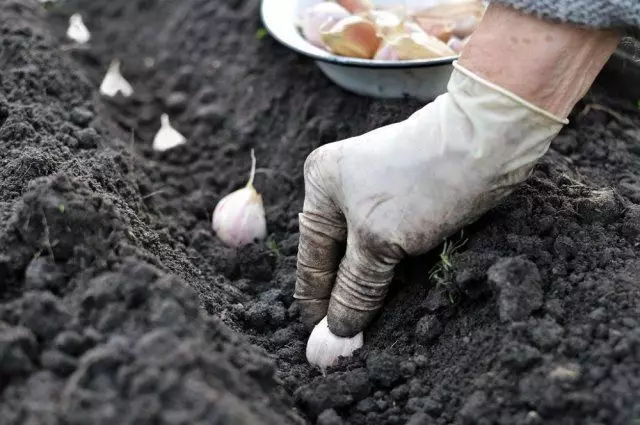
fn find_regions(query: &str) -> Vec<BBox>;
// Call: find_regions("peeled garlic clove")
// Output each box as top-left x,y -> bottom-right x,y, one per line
67,13 -> 91,44
359,10 -> 403,37
321,16 -> 381,59
299,2 -> 350,48
337,0 -> 372,14
306,317 -> 364,375
212,149 -> 267,247
99,59 -> 134,98
152,114 -> 186,152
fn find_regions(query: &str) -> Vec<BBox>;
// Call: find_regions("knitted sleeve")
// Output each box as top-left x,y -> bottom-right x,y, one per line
491,0 -> 640,31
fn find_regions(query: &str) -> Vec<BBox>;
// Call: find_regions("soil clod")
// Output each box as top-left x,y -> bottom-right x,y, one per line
0,0 -> 639,424
488,257 -> 544,322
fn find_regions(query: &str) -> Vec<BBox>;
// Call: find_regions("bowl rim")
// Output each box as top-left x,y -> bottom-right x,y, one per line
260,0 -> 458,69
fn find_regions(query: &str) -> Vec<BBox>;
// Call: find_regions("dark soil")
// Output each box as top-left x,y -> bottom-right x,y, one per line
1,1 -> 640,424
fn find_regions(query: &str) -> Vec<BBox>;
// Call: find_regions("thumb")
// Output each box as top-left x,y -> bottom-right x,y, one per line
327,240 -> 398,337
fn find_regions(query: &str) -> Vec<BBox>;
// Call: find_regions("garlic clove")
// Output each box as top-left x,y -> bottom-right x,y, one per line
152,114 -> 186,152
306,317 -> 364,375
375,30 -> 456,60
337,0 -> 373,14
212,188 -> 267,247
446,35 -> 469,53
99,59 -> 134,98
67,13 -> 91,44
415,15 -> 479,41
373,41 -> 400,61
412,0 -> 486,40
321,16 -> 381,59
212,149 -> 267,247
400,20 -> 428,36
450,14 -> 481,39
413,18 -> 455,42
299,2 -> 350,48
358,10 -> 403,37
412,0 -> 486,20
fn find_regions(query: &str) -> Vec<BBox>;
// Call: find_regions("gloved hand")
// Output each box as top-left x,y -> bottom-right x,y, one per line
294,61 -> 567,337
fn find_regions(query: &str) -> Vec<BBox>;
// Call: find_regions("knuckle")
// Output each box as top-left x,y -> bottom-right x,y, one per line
303,145 -> 329,180
354,225 -> 404,265
302,144 -> 344,218
304,142 -> 342,181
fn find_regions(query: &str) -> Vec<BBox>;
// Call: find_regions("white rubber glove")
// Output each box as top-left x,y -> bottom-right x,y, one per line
294,61 -> 568,337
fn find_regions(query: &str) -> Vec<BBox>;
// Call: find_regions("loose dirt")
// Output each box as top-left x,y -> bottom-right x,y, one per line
1,1 -> 640,424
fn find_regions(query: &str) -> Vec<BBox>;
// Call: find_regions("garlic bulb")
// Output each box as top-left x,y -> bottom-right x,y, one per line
321,15 -> 381,59
306,316 -> 364,375
300,2 -> 350,48
152,114 -> 186,152
99,59 -> 134,98
212,149 -> 267,247
67,13 -> 91,44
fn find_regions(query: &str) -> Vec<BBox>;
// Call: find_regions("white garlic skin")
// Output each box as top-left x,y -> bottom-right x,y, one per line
67,13 -> 91,44
306,316 -> 364,375
212,186 -> 267,247
300,2 -> 350,48
447,35 -> 470,53
153,114 -> 186,152
374,41 -> 399,60
99,59 -> 134,98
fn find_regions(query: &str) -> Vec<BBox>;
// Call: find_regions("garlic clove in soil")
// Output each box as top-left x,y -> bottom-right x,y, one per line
306,316 -> 364,375
99,59 -> 134,98
212,149 -> 267,247
299,2 -> 350,48
152,114 -> 187,152
321,15 -> 381,59
67,13 -> 91,44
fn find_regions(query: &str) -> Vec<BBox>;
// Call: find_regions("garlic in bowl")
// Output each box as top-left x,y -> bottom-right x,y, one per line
260,0 -> 486,101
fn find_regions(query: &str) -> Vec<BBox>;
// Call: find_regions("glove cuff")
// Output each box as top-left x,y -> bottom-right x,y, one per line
452,61 -> 569,126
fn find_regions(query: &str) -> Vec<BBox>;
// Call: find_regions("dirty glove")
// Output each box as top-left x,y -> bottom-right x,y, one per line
294,61 -> 567,338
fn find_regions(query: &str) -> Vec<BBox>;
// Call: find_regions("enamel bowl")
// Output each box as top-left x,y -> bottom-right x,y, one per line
261,0 -> 459,101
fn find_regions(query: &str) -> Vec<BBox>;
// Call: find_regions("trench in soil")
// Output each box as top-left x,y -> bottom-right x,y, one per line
1,1 -> 640,424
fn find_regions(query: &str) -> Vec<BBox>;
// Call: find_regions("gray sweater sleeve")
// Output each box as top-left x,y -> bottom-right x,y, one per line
491,0 -> 640,31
